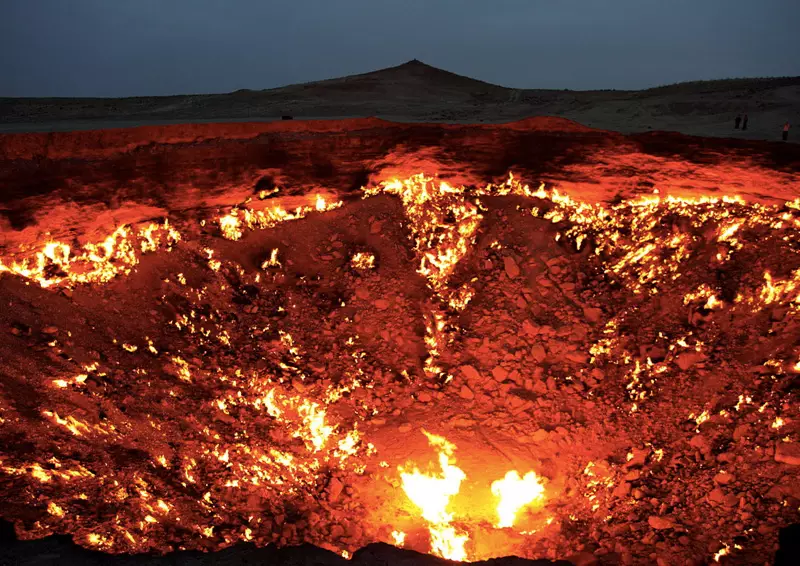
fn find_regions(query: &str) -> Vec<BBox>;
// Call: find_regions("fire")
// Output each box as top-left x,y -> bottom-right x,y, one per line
398,431 -> 468,561
261,248 -> 282,269
218,198 -> 343,242
1,170 -> 798,562
390,530 -> 406,547
219,213 -> 244,241
0,221 -> 179,289
714,543 -> 730,562
350,252 -> 375,271
491,470 -> 545,528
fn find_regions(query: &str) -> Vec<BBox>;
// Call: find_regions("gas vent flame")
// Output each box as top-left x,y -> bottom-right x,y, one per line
491,470 -> 545,528
398,430 -> 468,561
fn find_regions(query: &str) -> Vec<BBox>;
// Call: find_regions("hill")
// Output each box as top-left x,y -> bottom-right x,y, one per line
1,59 -> 799,140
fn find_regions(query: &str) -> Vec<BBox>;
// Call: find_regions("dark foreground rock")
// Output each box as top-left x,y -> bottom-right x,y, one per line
0,520 -> 571,566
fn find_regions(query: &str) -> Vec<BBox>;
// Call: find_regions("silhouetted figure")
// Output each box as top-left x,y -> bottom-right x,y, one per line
734,114 -> 742,129
783,121 -> 791,141
742,113 -> 748,130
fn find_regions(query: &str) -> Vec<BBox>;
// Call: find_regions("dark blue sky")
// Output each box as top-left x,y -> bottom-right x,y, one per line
2,0 -> 798,97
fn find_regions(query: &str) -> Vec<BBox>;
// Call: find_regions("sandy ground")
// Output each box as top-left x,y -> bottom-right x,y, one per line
1,60 -> 798,142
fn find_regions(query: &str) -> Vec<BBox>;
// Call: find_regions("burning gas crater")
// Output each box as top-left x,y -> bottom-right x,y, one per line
1,173 -> 799,564
397,430 -> 545,561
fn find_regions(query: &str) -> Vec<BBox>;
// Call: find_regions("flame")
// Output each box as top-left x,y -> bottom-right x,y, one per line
390,530 -> 406,547
491,470 -> 545,528
350,252 -> 375,271
261,248 -> 282,269
714,543 -> 730,562
218,199 -> 343,242
399,431 -> 468,561
0,221 -> 179,289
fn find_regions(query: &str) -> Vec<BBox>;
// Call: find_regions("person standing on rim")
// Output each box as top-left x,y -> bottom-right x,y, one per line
734,114 -> 742,129
742,113 -> 748,131
783,121 -> 791,141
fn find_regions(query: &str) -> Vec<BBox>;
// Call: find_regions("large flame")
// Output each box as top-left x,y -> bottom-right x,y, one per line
491,470 -> 545,528
398,431 -> 469,561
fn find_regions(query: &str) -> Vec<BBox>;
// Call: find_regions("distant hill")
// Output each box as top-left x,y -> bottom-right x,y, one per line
1,59 -> 799,141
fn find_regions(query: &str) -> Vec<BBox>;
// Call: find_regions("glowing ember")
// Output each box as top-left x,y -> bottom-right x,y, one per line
491,470 -> 546,528
350,252 -> 375,271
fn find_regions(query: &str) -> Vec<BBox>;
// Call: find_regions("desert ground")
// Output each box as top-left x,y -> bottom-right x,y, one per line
1,60 -> 799,141
1,62 -> 799,566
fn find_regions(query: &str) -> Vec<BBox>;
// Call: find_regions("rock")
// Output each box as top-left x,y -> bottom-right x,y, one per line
522,319 -> 539,336
648,515 -> 675,530
707,487 -> 726,506
639,344 -> 667,362
565,351 -> 588,364
416,392 -> 432,403
458,385 -> 474,400
373,299 -> 390,310
689,434 -> 710,453
531,344 -> 547,362
329,524 -> 345,538
355,286 -> 370,300
775,442 -> 800,466
676,351 -> 704,371
42,326 -> 59,335
327,478 -> 343,502
451,417 -> 475,428
733,424 -> 752,441
398,423 -> 412,433
491,366 -> 509,381
714,472 -> 735,485
370,220 -> 383,234
460,365 -> 481,381
532,428 -> 549,442
625,448 -> 649,468
613,482 -> 632,498
624,470 -> 641,482
503,256 -> 520,279
583,307 -> 603,323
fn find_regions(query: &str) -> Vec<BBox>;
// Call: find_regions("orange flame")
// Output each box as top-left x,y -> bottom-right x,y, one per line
491,470 -> 545,528
398,431 -> 468,561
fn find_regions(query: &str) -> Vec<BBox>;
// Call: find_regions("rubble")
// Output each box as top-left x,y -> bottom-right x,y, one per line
0,170 -> 799,565
775,443 -> 800,466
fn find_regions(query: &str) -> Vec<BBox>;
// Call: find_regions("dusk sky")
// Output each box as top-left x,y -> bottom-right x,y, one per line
2,0 -> 799,97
